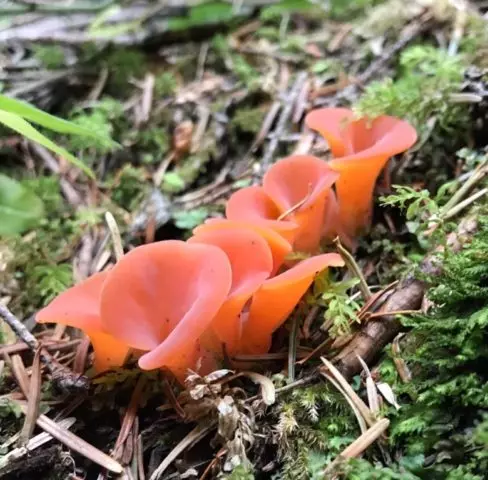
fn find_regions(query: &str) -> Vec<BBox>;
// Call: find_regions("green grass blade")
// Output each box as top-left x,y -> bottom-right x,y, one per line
0,94 -> 118,148
0,110 -> 95,179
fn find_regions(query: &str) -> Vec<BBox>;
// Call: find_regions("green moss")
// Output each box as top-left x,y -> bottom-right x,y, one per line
32,45 -> 65,69
220,465 -> 255,480
67,97 -> 124,154
162,149 -> 215,194
231,107 -> 266,135
355,45 -> 466,134
212,35 -> 259,89
104,49 -> 146,93
135,126 -> 170,161
109,165 -> 148,211
354,216 -> 488,479
275,384 -> 359,479
329,0 -> 384,21
154,72 -> 178,97
461,15 -> 488,66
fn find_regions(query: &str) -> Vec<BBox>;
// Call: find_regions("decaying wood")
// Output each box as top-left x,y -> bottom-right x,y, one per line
335,215 -> 479,380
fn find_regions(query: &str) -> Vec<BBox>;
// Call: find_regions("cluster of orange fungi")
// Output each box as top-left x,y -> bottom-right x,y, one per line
36,107 -> 417,383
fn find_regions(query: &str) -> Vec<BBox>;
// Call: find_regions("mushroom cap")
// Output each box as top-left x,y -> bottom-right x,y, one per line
305,107 -> 355,157
100,240 -> 233,373
305,107 -> 418,164
305,108 -> 417,238
263,155 -> 339,253
37,271 -> 108,331
241,253 -> 344,353
188,227 -> 273,353
194,218 -> 292,274
36,271 -> 130,372
225,186 -> 298,243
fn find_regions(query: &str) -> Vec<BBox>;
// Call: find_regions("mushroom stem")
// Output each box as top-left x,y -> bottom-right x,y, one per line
331,157 -> 388,238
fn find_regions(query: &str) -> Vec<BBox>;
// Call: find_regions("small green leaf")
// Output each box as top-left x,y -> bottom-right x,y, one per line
0,94 -> 118,148
0,174 -> 45,236
162,172 -> 186,192
311,60 -> 331,74
0,110 -> 95,178
173,208 -> 209,230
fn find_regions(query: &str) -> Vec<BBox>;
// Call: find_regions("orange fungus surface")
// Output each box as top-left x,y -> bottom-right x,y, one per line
305,107 -> 417,238
36,106 -> 417,382
36,271 -> 130,372
188,227 -> 273,354
241,253 -> 345,354
100,241 -> 233,375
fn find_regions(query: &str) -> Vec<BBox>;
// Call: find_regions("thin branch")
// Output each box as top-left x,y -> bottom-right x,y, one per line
0,304 -> 89,392
260,72 -> 308,172
149,423 -> 216,480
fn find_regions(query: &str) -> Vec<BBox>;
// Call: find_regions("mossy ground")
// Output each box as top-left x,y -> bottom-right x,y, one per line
1,1 -> 488,479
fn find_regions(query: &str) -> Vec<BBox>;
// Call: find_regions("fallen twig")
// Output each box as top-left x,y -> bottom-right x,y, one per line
15,402 -> 123,474
355,10 -> 433,85
0,417 -> 76,473
19,348 -> 42,445
113,375 -> 147,463
334,214 -> 478,379
260,72 -> 308,172
148,422 -> 216,480
0,304 -> 89,392
323,418 -> 390,476
320,357 -> 375,427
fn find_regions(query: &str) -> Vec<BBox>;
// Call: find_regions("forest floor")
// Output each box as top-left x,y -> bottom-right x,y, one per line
1,1 -> 488,479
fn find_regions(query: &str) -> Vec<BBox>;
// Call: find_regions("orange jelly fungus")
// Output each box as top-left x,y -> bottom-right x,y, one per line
225,186 -> 299,244
193,219 -> 292,274
37,106 -> 419,381
305,107 -> 417,238
188,227 -> 273,354
38,241 -> 233,379
241,253 -> 345,354
100,241 -> 232,377
263,155 -> 339,253
36,271 -> 130,373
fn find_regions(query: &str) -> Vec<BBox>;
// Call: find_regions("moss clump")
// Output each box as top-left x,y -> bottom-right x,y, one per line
154,72 -> 178,97
32,45 -> 65,69
344,216 -> 488,479
104,49 -> 146,93
109,164 -> 149,211
231,107 -> 266,135
135,126 -> 171,163
67,97 -> 124,154
355,45 -> 466,134
0,177 -> 97,313
273,383 -> 359,479
212,35 -> 259,89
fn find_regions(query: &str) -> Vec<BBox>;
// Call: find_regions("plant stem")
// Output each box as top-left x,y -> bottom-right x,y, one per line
334,237 -> 372,301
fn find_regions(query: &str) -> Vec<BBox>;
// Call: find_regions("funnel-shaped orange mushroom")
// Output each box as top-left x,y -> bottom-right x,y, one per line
36,271 -> 130,372
263,155 -> 339,253
194,219 -> 292,274
240,253 -> 344,354
226,186 -> 298,244
100,241 -> 232,378
188,227 -> 273,354
305,108 -> 417,238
